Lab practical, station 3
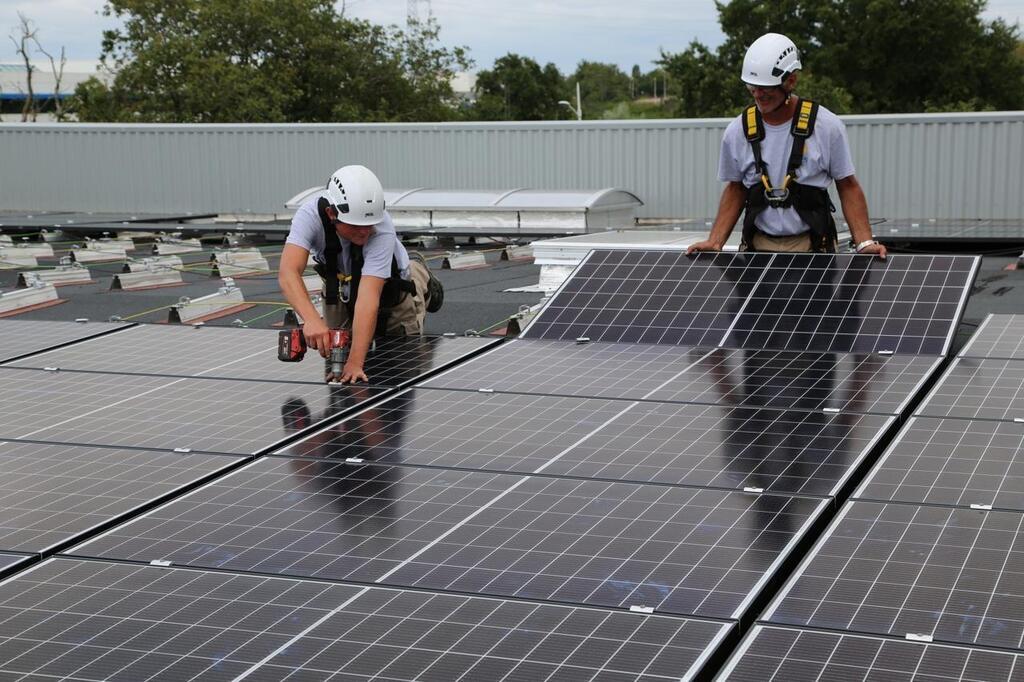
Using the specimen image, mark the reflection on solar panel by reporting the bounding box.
[70,458,826,619]
[0,441,243,554]
[425,340,939,414]
[855,417,1024,511]
[0,559,731,682]
[524,251,978,356]
[764,501,1024,649]
[8,325,499,388]
[916,358,1024,421]
[877,218,1024,243]
[0,553,30,573]
[959,314,1024,360]
[719,625,1023,681]
[0,319,131,363]
[0,368,381,454]
[277,388,892,496]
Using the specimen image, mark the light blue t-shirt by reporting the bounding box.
[286,192,410,290]
[718,103,856,236]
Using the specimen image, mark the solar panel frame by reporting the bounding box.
[0,558,734,681]
[762,501,1024,649]
[67,457,828,620]
[854,417,1024,512]
[0,319,134,364]
[521,250,978,356]
[0,368,385,455]
[6,325,500,389]
[959,314,1024,361]
[718,625,1024,681]
[275,387,894,497]
[0,441,245,554]
[423,339,941,415]
[915,357,1024,422]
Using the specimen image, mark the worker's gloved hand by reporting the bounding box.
[337,361,369,385]
[303,318,332,358]
[857,242,888,260]
[686,240,723,255]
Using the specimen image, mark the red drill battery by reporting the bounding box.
[277,328,350,362]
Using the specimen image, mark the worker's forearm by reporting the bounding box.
[838,183,873,243]
[708,183,746,247]
[279,271,323,324]
[348,296,379,367]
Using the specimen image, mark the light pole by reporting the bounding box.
[558,81,583,120]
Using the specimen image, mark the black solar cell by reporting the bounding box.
[719,625,1024,681]
[69,458,826,619]
[764,501,1024,649]
[855,417,1024,511]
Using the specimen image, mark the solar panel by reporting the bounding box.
[959,314,1024,360]
[424,340,940,415]
[854,417,1024,511]
[0,319,132,363]
[723,253,978,355]
[69,458,827,619]
[719,625,1024,681]
[0,368,383,455]
[0,553,30,573]
[763,501,1024,649]
[523,250,772,346]
[916,358,1024,421]
[7,324,499,388]
[276,388,893,496]
[0,212,214,228]
[0,559,733,681]
[0,441,243,554]
[877,218,1024,243]
[523,250,978,356]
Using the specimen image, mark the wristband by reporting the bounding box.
[855,239,878,252]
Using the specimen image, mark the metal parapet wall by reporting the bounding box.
[1,112,1022,220]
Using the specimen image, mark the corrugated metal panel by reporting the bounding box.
[1,112,1021,219]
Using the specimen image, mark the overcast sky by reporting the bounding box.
[3,0,1022,73]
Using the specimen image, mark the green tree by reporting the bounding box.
[472,54,565,120]
[70,0,470,122]
[659,0,1023,115]
[568,61,631,118]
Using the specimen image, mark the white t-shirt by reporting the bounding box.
[718,103,855,236]
[286,192,410,299]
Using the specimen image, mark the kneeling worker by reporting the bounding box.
[279,165,439,383]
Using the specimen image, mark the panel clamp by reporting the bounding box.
[478,388,494,393]
[173,447,192,454]
[970,503,993,510]
[742,486,764,494]
[43,367,60,372]
[1014,418,1024,424]
[905,633,933,642]
[344,457,364,464]
[823,408,840,414]
[575,337,591,344]
[149,560,173,567]
[878,350,894,356]
[628,605,654,613]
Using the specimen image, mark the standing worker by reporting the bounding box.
[687,33,886,258]
[279,165,442,383]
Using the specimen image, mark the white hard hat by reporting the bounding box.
[325,165,385,226]
[741,33,802,87]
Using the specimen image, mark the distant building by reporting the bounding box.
[450,71,477,104]
[0,60,111,121]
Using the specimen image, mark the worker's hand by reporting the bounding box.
[303,318,332,358]
[686,240,723,255]
[336,361,369,384]
[857,241,888,260]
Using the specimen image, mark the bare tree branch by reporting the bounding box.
[32,36,67,120]
[9,12,38,122]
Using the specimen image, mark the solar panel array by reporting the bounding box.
[721,313,1024,679]
[0,251,981,679]
[959,314,1024,361]
[876,218,1024,244]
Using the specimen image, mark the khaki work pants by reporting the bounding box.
[322,260,430,336]
[750,231,813,252]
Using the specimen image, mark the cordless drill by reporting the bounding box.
[278,328,351,379]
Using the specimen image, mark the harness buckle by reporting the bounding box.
[764,186,790,208]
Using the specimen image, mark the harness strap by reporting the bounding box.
[744,99,819,201]
[317,197,343,305]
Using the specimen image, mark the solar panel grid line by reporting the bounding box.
[716,625,1024,681]
[762,501,1024,649]
[915,358,1024,423]
[852,417,1024,511]
[0,559,734,682]
[0,320,138,365]
[715,252,777,346]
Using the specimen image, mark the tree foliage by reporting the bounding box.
[568,61,631,117]
[471,53,566,120]
[70,0,470,122]
[659,0,1024,115]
